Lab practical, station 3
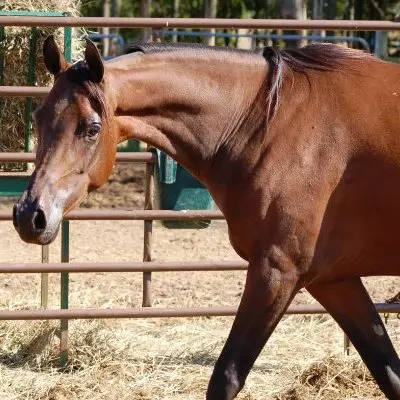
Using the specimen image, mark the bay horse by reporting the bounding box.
[13,36,400,399]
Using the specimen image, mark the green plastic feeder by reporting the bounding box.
[0,174,30,196]
[155,151,214,229]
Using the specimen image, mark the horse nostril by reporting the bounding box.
[12,205,19,229]
[33,208,47,233]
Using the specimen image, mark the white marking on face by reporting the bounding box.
[46,201,63,231]
[38,188,69,243]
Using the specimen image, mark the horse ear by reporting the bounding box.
[85,39,104,83]
[43,35,68,76]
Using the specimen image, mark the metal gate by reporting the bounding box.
[0,17,399,366]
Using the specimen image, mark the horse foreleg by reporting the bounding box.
[206,253,300,400]
[308,277,400,400]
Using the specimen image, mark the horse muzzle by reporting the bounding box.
[13,191,61,245]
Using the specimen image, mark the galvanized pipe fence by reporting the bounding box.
[1,17,400,364]
[0,16,399,30]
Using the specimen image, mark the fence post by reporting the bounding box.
[343,333,350,355]
[58,18,72,369]
[374,31,388,58]
[41,245,49,308]
[141,27,162,307]
[142,149,155,307]
[60,221,70,367]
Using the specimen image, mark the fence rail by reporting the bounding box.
[1,16,399,364]
[1,303,400,321]
[0,152,156,163]
[0,17,399,30]
[0,86,49,97]
[0,209,224,221]
[0,260,247,273]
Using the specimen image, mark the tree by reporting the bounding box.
[204,0,218,46]
[278,0,307,48]
[172,0,180,42]
[140,0,152,41]
[102,0,111,57]
[78,0,400,54]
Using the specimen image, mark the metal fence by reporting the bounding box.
[1,17,400,365]
[0,16,399,30]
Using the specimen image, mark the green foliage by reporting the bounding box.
[80,0,399,20]
[80,0,400,55]
[80,0,102,18]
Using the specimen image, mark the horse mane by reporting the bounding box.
[124,41,254,56]
[60,42,376,159]
[124,42,376,120]
[260,44,375,118]
[64,43,377,131]
[64,42,377,132]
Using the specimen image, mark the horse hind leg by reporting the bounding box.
[206,252,301,400]
[308,277,400,400]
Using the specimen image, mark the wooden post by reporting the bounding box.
[140,0,152,42]
[172,0,180,42]
[374,31,388,58]
[203,0,218,46]
[142,149,154,307]
[60,221,70,367]
[40,245,49,309]
[102,0,111,58]
[344,333,351,355]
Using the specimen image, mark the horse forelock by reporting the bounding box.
[65,61,110,124]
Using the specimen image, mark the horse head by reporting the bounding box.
[13,36,119,244]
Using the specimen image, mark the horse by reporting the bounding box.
[12,35,400,399]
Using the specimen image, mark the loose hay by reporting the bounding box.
[279,356,383,400]
[0,1,83,170]
[0,312,391,399]
[0,198,399,399]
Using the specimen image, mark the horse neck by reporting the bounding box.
[105,50,268,182]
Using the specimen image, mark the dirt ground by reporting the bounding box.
[0,163,400,399]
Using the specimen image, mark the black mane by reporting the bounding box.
[124,41,254,56]
[124,41,372,70]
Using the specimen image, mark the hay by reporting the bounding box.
[0,0,83,170]
[1,212,398,399]
[0,311,388,399]
[279,356,383,400]
[0,314,388,400]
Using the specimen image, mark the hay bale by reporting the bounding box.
[0,0,83,170]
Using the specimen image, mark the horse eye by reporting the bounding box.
[87,123,102,138]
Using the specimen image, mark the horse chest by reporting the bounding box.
[223,203,267,261]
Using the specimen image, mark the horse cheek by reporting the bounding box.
[87,144,116,192]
